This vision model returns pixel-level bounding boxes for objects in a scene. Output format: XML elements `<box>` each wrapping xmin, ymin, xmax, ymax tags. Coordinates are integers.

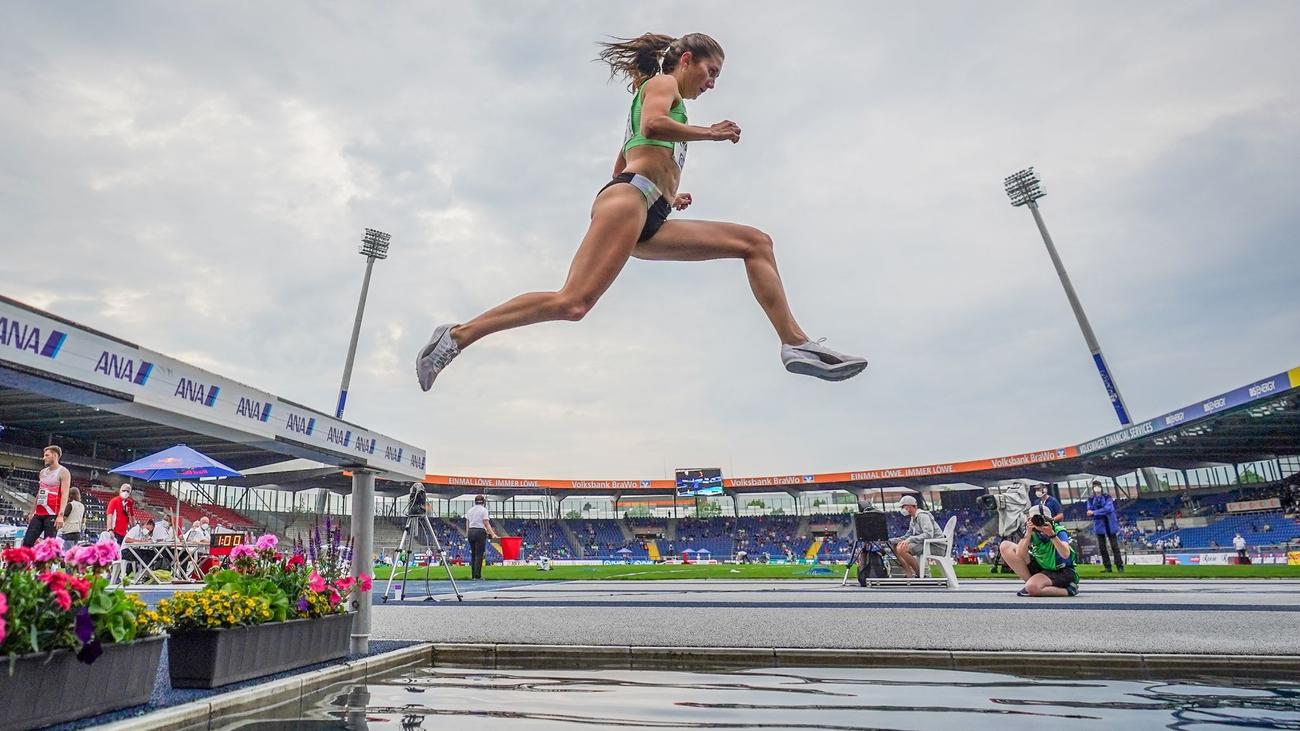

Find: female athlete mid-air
<box><xmin>417</xmin><ymin>32</ymin><xmax>868</xmax><ymax>391</ymax></box>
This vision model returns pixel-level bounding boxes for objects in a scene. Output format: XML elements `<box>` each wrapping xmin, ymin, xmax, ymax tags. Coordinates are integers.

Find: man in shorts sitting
<box><xmin>1000</xmin><ymin>504</ymin><xmax>1080</xmax><ymax>597</ymax></box>
<box><xmin>890</xmin><ymin>495</ymin><xmax>942</xmax><ymax>578</ymax></box>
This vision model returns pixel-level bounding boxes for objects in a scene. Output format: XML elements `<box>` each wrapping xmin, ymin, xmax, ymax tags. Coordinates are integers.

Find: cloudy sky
<box><xmin>2</xmin><ymin>2</ymin><xmax>1297</xmax><ymax>480</ymax></box>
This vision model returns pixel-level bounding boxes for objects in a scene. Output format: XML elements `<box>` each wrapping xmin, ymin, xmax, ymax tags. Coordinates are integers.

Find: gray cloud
<box><xmin>2</xmin><ymin>1</ymin><xmax>1297</xmax><ymax>479</ymax></box>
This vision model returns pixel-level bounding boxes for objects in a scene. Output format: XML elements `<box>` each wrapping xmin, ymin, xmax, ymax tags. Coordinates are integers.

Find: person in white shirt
<box><xmin>152</xmin><ymin>516</ymin><xmax>174</xmax><ymax>543</ymax></box>
<box><xmin>464</xmin><ymin>495</ymin><xmax>498</xmax><ymax>580</ymax></box>
<box><xmin>1233</xmin><ymin>533</ymin><xmax>1248</xmax><ymax>563</ymax></box>
<box><xmin>124</xmin><ymin>518</ymin><xmax>152</xmax><ymax>543</ymax></box>
<box><xmin>183</xmin><ymin>518</ymin><xmax>210</xmax><ymax>543</ymax></box>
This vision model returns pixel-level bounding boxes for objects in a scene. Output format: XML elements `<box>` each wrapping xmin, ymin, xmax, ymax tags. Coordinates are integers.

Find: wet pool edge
<box><xmin>102</xmin><ymin>642</ymin><xmax>1300</xmax><ymax>728</ymax></box>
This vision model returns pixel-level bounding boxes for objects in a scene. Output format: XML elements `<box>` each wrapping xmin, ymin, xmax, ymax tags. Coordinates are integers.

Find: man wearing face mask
<box><xmin>1033</xmin><ymin>484</ymin><xmax>1064</xmax><ymax>523</ymax></box>
<box><xmin>1086</xmin><ymin>480</ymin><xmax>1124</xmax><ymax>573</ymax></box>
<box><xmin>1001</xmin><ymin>504</ymin><xmax>1080</xmax><ymax>596</ymax></box>
<box><xmin>106</xmin><ymin>483</ymin><xmax>136</xmax><ymax>545</ymax></box>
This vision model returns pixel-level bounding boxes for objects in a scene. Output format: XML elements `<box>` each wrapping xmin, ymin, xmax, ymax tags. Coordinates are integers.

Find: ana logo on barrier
<box><xmin>235</xmin><ymin>396</ymin><xmax>273</xmax><ymax>423</ymax></box>
<box><xmin>174</xmin><ymin>377</ymin><xmax>220</xmax><ymax>407</ymax></box>
<box><xmin>93</xmin><ymin>351</ymin><xmax>153</xmax><ymax>385</ymax></box>
<box><xmin>326</xmin><ymin>427</ymin><xmax>352</xmax><ymax>447</ymax></box>
<box><xmin>284</xmin><ymin>413</ymin><xmax>316</xmax><ymax>436</ymax></box>
<box><xmin>0</xmin><ymin>317</ymin><xmax>66</xmax><ymax>360</ymax></box>
<box><xmin>384</xmin><ymin>445</ymin><xmax>403</xmax><ymax>463</ymax></box>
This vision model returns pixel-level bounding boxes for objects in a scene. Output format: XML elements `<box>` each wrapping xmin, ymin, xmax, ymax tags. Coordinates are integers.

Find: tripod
<box><xmin>381</xmin><ymin>512</ymin><xmax>463</xmax><ymax>602</ymax></box>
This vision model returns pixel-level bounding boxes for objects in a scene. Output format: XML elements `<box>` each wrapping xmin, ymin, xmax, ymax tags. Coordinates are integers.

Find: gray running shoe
<box><xmin>415</xmin><ymin>324</ymin><xmax>461</xmax><ymax>392</ymax></box>
<box><xmin>781</xmin><ymin>338</ymin><xmax>868</xmax><ymax>381</ymax></box>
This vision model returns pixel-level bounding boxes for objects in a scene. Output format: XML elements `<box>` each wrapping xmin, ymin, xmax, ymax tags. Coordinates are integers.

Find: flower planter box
<box><xmin>0</xmin><ymin>635</ymin><xmax>164</xmax><ymax>731</ymax></box>
<box><xmin>167</xmin><ymin>612</ymin><xmax>353</xmax><ymax>688</ymax></box>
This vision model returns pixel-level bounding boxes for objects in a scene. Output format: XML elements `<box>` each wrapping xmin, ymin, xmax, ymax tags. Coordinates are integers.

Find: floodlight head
<box><xmin>359</xmin><ymin>228</ymin><xmax>391</xmax><ymax>260</ymax></box>
<box><xmin>1004</xmin><ymin>167</ymin><xmax>1045</xmax><ymax>207</ymax></box>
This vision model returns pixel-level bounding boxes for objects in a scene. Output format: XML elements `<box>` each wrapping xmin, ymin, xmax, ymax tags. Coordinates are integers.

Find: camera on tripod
<box><xmin>405</xmin><ymin>483</ymin><xmax>428</xmax><ymax>517</ymax></box>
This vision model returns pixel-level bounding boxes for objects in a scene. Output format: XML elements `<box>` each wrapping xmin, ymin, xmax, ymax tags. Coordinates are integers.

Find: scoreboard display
<box><xmin>209</xmin><ymin>532</ymin><xmax>246</xmax><ymax>556</ymax></box>
<box><xmin>675</xmin><ymin>468</ymin><xmax>723</xmax><ymax>497</ymax></box>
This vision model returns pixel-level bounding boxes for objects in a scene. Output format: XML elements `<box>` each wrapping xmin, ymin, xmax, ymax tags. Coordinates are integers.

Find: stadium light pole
<box><xmin>336</xmin><ymin>228</ymin><xmax>391</xmax><ymax>419</ymax></box>
<box><xmin>1004</xmin><ymin>168</ymin><xmax>1163</xmax><ymax>493</ymax></box>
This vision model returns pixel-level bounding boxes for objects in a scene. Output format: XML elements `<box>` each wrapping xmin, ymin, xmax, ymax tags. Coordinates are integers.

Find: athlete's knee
<box><xmin>553</xmin><ymin>291</ymin><xmax>599</xmax><ymax>322</ymax></box>
<box><xmin>743</xmin><ymin>227</ymin><xmax>775</xmax><ymax>260</ymax></box>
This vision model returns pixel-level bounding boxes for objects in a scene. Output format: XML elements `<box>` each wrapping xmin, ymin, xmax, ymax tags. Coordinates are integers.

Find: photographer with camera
<box><xmin>1033</xmin><ymin>483</ymin><xmax>1064</xmax><ymax>523</ymax></box>
<box><xmin>890</xmin><ymin>495</ymin><xmax>941</xmax><ymax>578</ymax></box>
<box><xmin>1000</xmin><ymin>504</ymin><xmax>1079</xmax><ymax>597</ymax></box>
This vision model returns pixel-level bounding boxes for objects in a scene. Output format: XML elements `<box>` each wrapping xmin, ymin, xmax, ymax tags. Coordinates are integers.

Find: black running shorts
<box><xmin>599</xmin><ymin>173</ymin><xmax>671</xmax><ymax>242</ymax></box>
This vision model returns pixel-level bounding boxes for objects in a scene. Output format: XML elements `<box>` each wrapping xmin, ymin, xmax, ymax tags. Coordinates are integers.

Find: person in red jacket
<box><xmin>105</xmin><ymin>482</ymin><xmax>136</xmax><ymax>545</ymax></box>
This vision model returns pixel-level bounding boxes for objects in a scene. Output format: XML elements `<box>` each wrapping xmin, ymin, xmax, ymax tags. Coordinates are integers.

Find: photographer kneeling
<box><xmin>889</xmin><ymin>495</ymin><xmax>941</xmax><ymax>578</ymax></box>
<box><xmin>999</xmin><ymin>504</ymin><xmax>1079</xmax><ymax>597</ymax></box>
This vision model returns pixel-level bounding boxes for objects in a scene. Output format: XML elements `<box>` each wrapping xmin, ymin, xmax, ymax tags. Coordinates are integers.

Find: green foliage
<box><xmin>746</xmin><ymin>500</ymin><xmax>766</xmax><ymax>509</ymax></box>
<box><xmin>564</xmin><ymin>510</ymin><xmax>584</xmax><ymax>520</ymax></box>
<box><xmin>204</xmin><ymin>569</ymin><xmax>290</xmax><ymax>622</ymax></box>
<box><xmin>771</xmin><ymin>508</ymin><xmax>786</xmax><ymax>516</ymax></box>
<box><xmin>624</xmin><ymin>505</ymin><xmax>652</xmax><ymax>518</ymax></box>
<box><xmin>86</xmin><ymin>578</ymin><xmax>142</xmax><ymax>644</ymax></box>
<box><xmin>0</xmin><ymin>570</ymin><xmax>74</xmax><ymax>655</ymax></box>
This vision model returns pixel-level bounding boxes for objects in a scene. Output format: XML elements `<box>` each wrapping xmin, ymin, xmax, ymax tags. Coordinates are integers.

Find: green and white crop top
<box><xmin>623</xmin><ymin>79</ymin><xmax>688</xmax><ymax>169</ymax></box>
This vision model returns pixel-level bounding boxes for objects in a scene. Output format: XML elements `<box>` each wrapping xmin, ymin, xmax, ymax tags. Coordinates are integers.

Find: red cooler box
<box><xmin>500</xmin><ymin>536</ymin><xmax>523</xmax><ymax>561</ymax></box>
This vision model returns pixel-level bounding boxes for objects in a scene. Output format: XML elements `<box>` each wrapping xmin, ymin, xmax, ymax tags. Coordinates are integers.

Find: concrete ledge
<box><xmin>1141</xmin><ymin>653</ymin><xmax>1300</xmax><ymax>679</ymax></box>
<box><xmin>629</xmin><ymin>646</ymin><xmax>777</xmax><ymax>669</ymax></box>
<box><xmin>496</xmin><ymin>644</ymin><xmax>631</xmax><ymax>668</ymax></box>
<box><xmin>432</xmin><ymin>642</ymin><xmax>497</xmax><ymax>666</ymax></box>
<box><xmin>366</xmin><ymin>643</ymin><xmax>434</xmax><ymax>677</ymax></box>
<box><xmin>776</xmin><ymin>648</ymin><xmax>952</xmax><ymax>669</ymax></box>
<box><xmin>422</xmin><ymin>643</ymin><xmax>1300</xmax><ymax>682</ymax></box>
<box><xmin>98</xmin><ymin>643</ymin><xmax>434</xmax><ymax>731</ymax></box>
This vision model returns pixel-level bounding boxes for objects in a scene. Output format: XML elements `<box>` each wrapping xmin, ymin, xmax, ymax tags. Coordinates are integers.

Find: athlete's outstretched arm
<box><xmin>640</xmin><ymin>75</ymin><xmax>740</xmax><ymax>143</ymax></box>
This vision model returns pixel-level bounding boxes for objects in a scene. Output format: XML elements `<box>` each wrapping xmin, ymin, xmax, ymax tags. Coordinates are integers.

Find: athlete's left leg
<box><xmin>633</xmin><ymin>219</ymin><xmax>807</xmax><ymax>345</ymax></box>
<box><xmin>635</xmin><ymin>219</ymin><xmax>867</xmax><ymax>380</ymax></box>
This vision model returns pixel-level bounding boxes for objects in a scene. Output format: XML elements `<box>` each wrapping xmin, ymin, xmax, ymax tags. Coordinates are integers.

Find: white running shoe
<box><xmin>415</xmin><ymin>324</ymin><xmax>461</xmax><ymax>392</ymax></box>
<box><xmin>781</xmin><ymin>338</ymin><xmax>868</xmax><ymax>381</ymax></box>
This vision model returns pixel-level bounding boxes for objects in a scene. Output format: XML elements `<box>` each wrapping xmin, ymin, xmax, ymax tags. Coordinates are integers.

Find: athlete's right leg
<box><xmin>452</xmin><ymin>186</ymin><xmax>646</xmax><ymax>349</ymax></box>
<box><xmin>416</xmin><ymin>185</ymin><xmax>648</xmax><ymax>390</ymax></box>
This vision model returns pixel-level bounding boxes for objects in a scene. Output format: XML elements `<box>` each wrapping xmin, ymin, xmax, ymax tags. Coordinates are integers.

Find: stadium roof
<box><xmin>0</xmin><ymin>295</ymin><xmax>425</xmax><ymax>484</ymax></box>
<box><xmin>422</xmin><ymin>366</ymin><xmax>1300</xmax><ymax>498</ymax></box>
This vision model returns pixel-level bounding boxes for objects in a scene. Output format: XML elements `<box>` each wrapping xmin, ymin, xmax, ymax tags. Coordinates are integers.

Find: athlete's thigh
<box><xmin>631</xmin><ymin>218</ymin><xmax>757</xmax><ymax>262</ymax></box>
<box><xmin>562</xmin><ymin>186</ymin><xmax>648</xmax><ymax>297</ymax></box>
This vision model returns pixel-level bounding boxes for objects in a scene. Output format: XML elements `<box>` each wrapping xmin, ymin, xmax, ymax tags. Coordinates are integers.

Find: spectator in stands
<box><xmin>889</xmin><ymin>495</ymin><xmax>941</xmax><ymax>578</ymax></box>
<box><xmin>1233</xmin><ymin>532</ymin><xmax>1247</xmax><ymax>563</ymax></box>
<box><xmin>106</xmin><ymin>483</ymin><xmax>136</xmax><ymax>545</ymax></box>
<box><xmin>58</xmin><ymin>486</ymin><xmax>86</xmax><ymax>548</ymax></box>
<box><xmin>1086</xmin><ymin>481</ymin><xmax>1124</xmax><ymax>573</ymax></box>
<box><xmin>465</xmin><ymin>495</ymin><xmax>498</xmax><ymax>580</ymax></box>
<box><xmin>23</xmin><ymin>445</ymin><xmax>71</xmax><ymax>548</ymax></box>
<box><xmin>1034</xmin><ymin>484</ymin><xmax>1064</xmax><ymax>523</ymax></box>
<box><xmin>1001</xmin><ymin>504</ymin><xmax>1079</xmax><ymax>597</ymax></box>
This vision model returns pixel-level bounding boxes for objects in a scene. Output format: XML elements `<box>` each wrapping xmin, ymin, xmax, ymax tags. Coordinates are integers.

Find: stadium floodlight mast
<box><xmin>336</xmin><ymin>228</ymin><xmax>392</xmax><ymax>419</ymax></box>
<box><xmin>1004</xmin><ymin>168</ymin><xmax>1163</xmax><ymax>493</ymax></box>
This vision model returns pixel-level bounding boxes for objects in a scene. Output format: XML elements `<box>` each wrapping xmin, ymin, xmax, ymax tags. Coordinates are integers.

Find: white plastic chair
<box><xmin>921</xmin><ymin>516</ymin><xmax>960</xmax><ymax>590</ymax></box>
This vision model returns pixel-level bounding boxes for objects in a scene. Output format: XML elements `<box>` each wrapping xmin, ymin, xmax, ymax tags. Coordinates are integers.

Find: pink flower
<box><xmin>0</xmin><ymin>617</ymin><xmax>6</xmax><ymax>645</ymax></box>
<box><xmin>286</xmin><ymin>554</ymin><xmax>305</xmax><ymax>569</ymax></box>
<box><xmin>359</xmin><ymin>574</ymin><xmax>372</xmax><ymax>592</ymax></box>
<box><xmin>255</xmin><ymin>534</ymin><xmax>278</xmax><ymax>551</ymax></box>
<box><xmin>327</xmin><ymin>589</ymin><xmax>341</xmax><ymax>606</ymax></box>
<box><xmin>93</xmin><ymin>540</ymin><xmax>120</xmax><ymax>566</ymax></box>
<box><xmin>52</xmin><ymin>588</ymin><xmax>72</xmax><ymax>611</ymax></box>
<box><xmin>230</xmin><ymin>544</ymin><xmax>256</xmax><ymax>560</ymax></box>
<box><xmin>0</xmin><ymin>590</ymin><xmax>8</xmax><ymax>616</ymax></box>
<box><xmin>307</xmin><ymin>571</ymin><xmax>326</xmax><ymax>593</ymax></box>
<box><xmin>336</xmin><ymin>576</ymin><xmax>355</xmax><ymax>593</ymax></box>
<box><xmin>33</xmin><ymin>537</ymin><xmax>63</xmax><ymax>563</ymax></box>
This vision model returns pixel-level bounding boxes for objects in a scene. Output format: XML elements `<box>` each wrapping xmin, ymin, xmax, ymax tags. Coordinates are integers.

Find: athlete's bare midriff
<box><xmin>622</xmin><ymin>145</ymin><xmax>682</xmax><ymax>200</ymax></box>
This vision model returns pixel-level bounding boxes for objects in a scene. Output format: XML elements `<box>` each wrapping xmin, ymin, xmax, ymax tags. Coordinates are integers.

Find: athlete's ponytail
<box><xmin>597</xmin><ymin>32</ymin><xmax>724</xmax><ymax>93</ymax></box>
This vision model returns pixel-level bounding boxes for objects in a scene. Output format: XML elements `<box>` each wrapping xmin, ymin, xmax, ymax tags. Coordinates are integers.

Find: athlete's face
<box><xmin>679</xmin><ymin>52</ymin><xmax>723</xmax><ymax>99</ymax></box>
<box><xmin>43</xmin><ymin>449</ymin><xmax>55</xmax><ymax>467</ymax></box>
